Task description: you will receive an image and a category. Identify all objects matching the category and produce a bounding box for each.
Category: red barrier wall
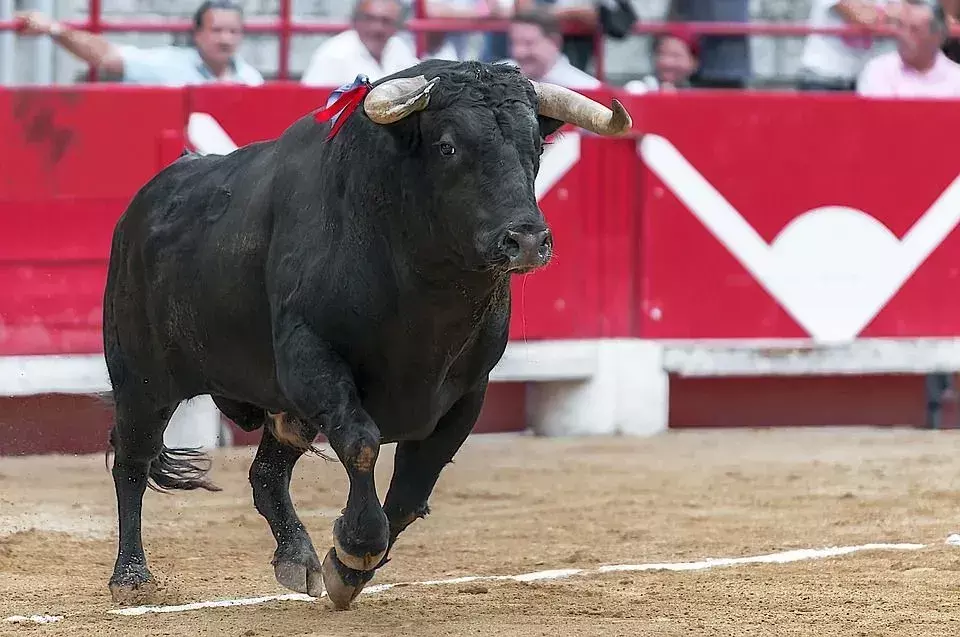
[0,84,629,357]
[4,85,960,453]
[633,92,960,342]
[0,87,187,355]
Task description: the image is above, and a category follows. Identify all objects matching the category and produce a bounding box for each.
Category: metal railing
[0,0,948,84]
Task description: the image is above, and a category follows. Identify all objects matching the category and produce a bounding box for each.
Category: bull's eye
[438,142,456,156]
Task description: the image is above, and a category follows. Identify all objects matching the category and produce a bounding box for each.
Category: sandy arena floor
[3,427,960,636]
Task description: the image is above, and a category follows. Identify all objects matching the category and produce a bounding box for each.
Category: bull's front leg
[329,385,485,593]
[381,386,484,551]
[274,321,389,610]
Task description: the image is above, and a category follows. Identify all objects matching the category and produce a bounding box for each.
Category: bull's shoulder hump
[145,140,275,198]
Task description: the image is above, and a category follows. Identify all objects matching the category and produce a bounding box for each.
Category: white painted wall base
[8,337,960,446]
[493,339,669,437]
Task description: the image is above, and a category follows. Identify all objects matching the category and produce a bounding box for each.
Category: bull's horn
[531,81,632,136]
[363,75,439,125]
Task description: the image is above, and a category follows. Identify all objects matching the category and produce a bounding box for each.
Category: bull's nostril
[501,235,522,259]
[500,227,552,268]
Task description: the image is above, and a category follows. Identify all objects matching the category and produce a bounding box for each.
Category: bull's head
[356,61,632,275]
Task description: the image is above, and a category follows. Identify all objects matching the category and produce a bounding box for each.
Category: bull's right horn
[531,81,632,137]
[363,75,439,125]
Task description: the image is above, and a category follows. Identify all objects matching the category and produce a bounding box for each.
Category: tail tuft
[147,447,222,493]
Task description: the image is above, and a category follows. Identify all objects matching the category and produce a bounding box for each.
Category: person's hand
[881,1,902,21]
[14,11,56,36]
[486,0,513,18]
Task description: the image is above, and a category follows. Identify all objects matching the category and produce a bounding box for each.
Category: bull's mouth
[506,258,551,275]
[486,250,553,276]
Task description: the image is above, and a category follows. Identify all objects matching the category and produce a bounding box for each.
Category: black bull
[101,59,632,609]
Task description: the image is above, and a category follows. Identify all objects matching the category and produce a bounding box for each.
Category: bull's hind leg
[107,383,220,604]
[107,389,172,604]
[249,417,324,597]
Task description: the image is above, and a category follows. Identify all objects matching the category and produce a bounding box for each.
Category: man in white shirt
[301,0,420,87]
[502,8,601,89]
[16,0,263,86]
[798,0,904,90]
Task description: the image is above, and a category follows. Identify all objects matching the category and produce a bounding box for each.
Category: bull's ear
[538,115,564,139]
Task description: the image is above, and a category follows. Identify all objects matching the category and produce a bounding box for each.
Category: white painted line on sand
[106,542,927,618]
[3,615,63,624]
[597,543,926,573]
[107,593,313,617]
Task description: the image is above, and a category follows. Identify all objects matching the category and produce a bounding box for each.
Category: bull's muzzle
[499,226,553,273]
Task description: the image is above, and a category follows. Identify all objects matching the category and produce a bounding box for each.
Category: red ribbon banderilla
[314,79,372,141]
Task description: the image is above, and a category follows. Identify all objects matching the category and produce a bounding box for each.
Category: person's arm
[513,0,596,25]
[552,5,598,28]
[422,0,490,18]
[832,0,899,29]
[16,11,124,75]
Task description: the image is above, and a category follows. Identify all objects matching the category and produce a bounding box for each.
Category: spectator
[15,0,263,86]
[503,8,601,89]
[939,0,960,62]
[520,0,599,72]
[797,0,903,91]
[301,0,420,87]
[856,0,960,97]
[624,27,700,92]
[480,0,598,70]
[667,0,751,89]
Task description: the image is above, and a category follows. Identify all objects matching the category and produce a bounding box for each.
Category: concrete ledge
[524,339,668,438]
[661,338,960,377]
[0,354,108,397]
[489,340,598,382]
[7,338,960,445]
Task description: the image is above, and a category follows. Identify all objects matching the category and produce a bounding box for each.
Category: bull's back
[106,143,282,402]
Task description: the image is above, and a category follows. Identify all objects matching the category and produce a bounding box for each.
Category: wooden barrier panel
[632,91,960,342]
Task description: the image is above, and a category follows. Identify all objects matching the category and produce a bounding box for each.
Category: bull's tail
[105,442,222,493]
[147,447,222,493]
[103,398,222,493]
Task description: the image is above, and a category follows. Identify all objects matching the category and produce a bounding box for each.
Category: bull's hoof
[274,560,324,597]
[108,565,158,605]
[332,533,387,572]
[320,547,376,610]
[272,538,324,596]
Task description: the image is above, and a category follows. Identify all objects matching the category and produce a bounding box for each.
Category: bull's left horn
[363,75,439,125]
[531,81,633,137]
